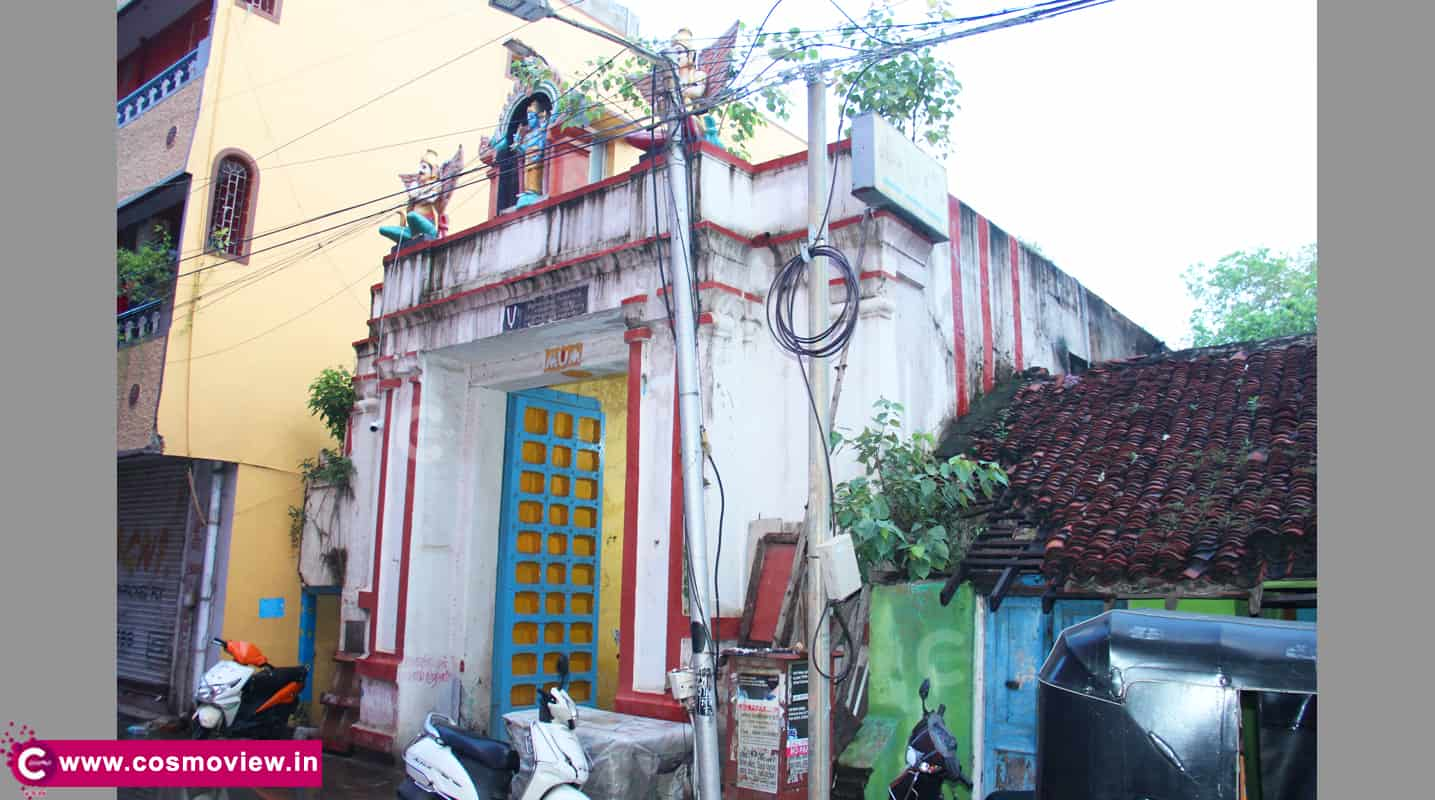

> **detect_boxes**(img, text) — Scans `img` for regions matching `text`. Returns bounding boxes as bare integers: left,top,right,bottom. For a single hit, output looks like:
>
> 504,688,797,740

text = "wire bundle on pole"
765,243,860,360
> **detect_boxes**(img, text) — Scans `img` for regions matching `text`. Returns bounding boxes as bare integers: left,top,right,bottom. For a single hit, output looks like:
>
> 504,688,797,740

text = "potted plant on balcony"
117,224,176,312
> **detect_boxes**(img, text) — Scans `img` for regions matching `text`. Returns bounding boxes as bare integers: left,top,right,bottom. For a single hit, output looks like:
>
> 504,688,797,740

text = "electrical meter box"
814,533,863,602
722,650,814,799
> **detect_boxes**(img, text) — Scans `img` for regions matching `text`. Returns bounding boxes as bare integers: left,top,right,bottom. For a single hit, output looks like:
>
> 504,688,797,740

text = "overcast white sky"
620,0,1317,347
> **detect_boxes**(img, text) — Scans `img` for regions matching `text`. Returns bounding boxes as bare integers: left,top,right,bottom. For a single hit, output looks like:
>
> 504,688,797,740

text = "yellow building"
115,0,802,724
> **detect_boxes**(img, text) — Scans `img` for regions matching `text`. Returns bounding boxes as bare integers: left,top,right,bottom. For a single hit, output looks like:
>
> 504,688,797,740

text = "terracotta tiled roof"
961,335,1315,589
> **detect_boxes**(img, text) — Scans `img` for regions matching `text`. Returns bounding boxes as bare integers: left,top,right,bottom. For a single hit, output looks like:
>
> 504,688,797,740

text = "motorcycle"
399,654,591,800
888,677,974,800
190,637,308,740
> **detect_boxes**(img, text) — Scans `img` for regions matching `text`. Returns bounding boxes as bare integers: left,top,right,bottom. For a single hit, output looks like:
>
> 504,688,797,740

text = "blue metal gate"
491,388,604,734
983,595,1105,792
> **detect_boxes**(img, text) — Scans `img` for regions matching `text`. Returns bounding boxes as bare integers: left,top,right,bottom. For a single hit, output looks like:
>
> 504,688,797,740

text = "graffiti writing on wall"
402,655,454,687
117,628,172,664
118,528,173,574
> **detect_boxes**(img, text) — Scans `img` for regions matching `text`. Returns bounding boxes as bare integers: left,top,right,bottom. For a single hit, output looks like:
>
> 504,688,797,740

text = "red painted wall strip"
617,335,644,701
665,389,685,675
978,217,994,394
1010,237,1024,371
656,280,763,305
614,689,687,723
393,379,421,659
948,197,968,417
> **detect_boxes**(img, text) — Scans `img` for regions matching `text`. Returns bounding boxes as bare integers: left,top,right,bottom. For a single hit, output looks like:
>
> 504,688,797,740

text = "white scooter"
399,654,592,800
191,637,307,739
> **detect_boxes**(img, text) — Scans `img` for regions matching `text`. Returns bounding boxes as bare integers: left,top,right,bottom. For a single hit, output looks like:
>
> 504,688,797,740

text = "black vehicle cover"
1033,610,1315,800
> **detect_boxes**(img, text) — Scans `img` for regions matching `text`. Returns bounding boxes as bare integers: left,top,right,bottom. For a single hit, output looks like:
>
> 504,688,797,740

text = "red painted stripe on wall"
617,335,644,701
1010,237,1024,371
948,197,968,416
393,379,421,659
665,390,685,675
978,217,994,393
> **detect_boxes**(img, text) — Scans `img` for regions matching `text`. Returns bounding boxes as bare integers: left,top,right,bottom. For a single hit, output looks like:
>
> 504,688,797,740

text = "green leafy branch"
833,399,1007,581
759,1,963,154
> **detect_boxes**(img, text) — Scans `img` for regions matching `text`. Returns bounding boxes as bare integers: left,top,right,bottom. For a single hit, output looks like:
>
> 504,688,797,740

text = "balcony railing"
118,300,165,345
116,39,209,128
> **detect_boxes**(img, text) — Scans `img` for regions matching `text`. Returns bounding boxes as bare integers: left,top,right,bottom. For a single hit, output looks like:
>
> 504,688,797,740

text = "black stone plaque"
501,285,589,332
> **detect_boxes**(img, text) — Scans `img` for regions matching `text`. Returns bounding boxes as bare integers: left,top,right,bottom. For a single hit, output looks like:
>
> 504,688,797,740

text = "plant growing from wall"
307,366,357,444
291,366,357,574
117,225,176,306
832,399,1008,580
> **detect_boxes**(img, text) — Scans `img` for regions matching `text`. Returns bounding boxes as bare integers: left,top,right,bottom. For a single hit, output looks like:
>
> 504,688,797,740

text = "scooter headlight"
906,746,920,767
196,705,223,729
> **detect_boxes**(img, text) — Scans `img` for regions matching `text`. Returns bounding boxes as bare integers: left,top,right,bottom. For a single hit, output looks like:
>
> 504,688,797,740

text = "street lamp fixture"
488,0,670,67
488,0,551,23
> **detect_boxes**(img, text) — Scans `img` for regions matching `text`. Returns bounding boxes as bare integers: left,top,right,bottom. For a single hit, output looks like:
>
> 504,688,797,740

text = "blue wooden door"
490,388,604,735
983,596,1105,792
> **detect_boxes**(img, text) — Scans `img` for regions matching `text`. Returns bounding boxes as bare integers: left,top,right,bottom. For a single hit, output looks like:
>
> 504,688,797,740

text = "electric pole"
665,120,725,800
804,67,833,800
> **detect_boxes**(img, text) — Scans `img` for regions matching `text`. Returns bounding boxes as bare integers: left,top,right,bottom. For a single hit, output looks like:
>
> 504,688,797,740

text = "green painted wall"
851,581,975,800
1127,598,1240,615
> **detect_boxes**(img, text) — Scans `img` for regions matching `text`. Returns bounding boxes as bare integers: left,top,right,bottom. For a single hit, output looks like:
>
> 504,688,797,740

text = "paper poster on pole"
735,672,783,793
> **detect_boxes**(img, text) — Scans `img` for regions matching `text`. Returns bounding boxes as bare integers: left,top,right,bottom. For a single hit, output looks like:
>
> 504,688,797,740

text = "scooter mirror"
556,654,570,689
919,679,930,700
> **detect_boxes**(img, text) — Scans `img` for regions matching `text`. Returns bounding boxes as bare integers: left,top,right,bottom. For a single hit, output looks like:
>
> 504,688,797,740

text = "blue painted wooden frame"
490,388,604,735
297,586,341,704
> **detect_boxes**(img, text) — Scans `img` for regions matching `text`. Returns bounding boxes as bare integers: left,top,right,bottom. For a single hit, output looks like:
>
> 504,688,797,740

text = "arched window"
209,153,255,259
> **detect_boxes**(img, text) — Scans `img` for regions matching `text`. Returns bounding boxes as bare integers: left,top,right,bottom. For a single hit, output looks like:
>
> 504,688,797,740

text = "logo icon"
3,723,49,799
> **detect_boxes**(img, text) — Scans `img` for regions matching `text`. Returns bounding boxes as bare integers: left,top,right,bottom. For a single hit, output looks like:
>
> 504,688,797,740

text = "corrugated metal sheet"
117,459,192,689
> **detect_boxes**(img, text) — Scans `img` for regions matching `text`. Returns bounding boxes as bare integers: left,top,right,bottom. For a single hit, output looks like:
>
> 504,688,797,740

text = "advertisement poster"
787,662,810,784
735,672,783,792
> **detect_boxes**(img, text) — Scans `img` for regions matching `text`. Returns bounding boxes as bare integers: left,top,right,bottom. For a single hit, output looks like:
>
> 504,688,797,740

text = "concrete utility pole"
804,67,833,800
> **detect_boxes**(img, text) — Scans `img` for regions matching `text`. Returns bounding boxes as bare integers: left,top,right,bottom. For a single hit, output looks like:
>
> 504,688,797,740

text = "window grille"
210,157,252,257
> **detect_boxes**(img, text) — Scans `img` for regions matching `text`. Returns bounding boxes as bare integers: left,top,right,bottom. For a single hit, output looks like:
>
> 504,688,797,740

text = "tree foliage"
768,1,963,153
832,399,1007,581
1183,244,1317,347
512,1,963,160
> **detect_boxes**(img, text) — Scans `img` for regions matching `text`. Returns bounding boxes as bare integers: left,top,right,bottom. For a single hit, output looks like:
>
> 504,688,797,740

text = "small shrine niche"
494,92,554,212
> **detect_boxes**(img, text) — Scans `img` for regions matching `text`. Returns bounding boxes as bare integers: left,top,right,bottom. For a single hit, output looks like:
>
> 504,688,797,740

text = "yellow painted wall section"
557,374,627,710
156,0,806,473
309,593,341,722
220,465,304,667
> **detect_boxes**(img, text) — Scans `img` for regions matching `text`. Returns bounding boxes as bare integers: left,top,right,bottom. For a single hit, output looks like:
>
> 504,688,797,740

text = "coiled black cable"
766,243,861,360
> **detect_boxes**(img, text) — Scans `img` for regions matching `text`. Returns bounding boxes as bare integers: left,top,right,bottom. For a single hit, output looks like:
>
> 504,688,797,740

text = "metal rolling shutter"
117,459,192,689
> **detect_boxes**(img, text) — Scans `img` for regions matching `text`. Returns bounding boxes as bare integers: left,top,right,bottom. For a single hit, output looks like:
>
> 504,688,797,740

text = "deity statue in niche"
489,96,553,211
380,146,464,246
516,106,551,207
